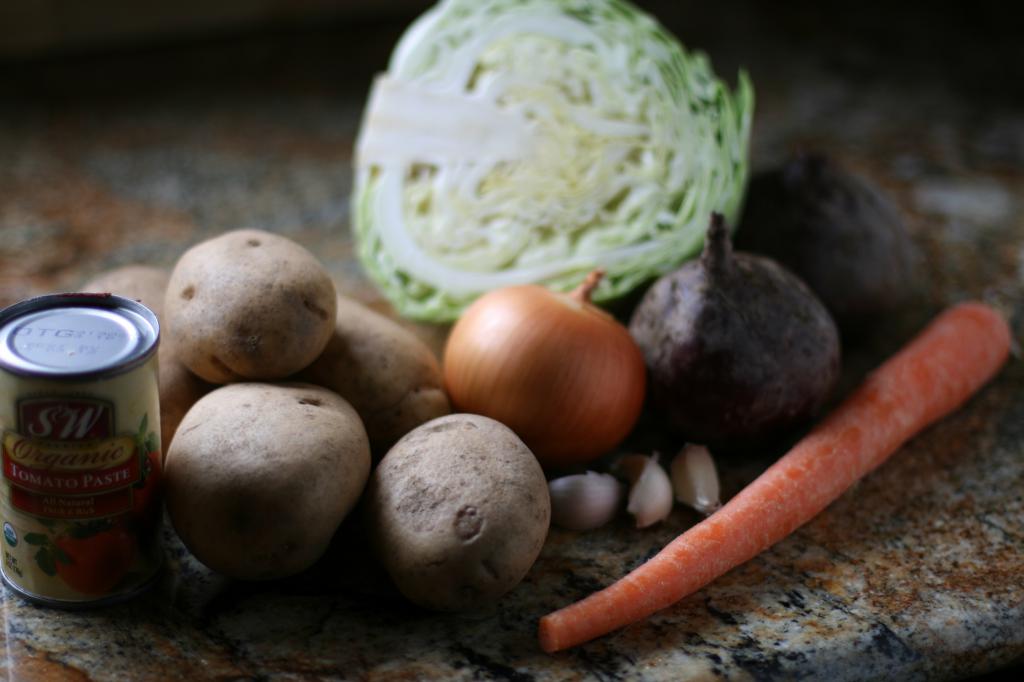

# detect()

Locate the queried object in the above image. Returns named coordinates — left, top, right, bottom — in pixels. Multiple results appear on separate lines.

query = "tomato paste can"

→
left=0, top=293, right=163, bottom=606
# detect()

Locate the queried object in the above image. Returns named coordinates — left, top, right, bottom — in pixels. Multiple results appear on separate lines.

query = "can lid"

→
left=0, top=294, right=160, bottom=378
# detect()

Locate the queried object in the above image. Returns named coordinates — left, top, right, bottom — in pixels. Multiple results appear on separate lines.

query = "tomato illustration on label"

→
left=24, top=520, right=137, bottom=595
left=54, top=526, right=137, bottom=595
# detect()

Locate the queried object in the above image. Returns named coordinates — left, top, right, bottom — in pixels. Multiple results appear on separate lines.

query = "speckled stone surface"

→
left=1, top=2, right=1022, bottom=680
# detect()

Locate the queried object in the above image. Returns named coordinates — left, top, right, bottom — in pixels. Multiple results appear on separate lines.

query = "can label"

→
left=0, top=294, right=163, bottom=605
left=1, top=395, right=161, bottom=600
left=5, top=399, right=139, bottom=513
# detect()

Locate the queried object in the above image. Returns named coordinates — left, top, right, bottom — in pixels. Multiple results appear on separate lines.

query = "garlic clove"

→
left=670, top=444, right=721, bottom=515
left=623, top=454, right=674, bottom=529
left=548, top=471, right=624, bottom=531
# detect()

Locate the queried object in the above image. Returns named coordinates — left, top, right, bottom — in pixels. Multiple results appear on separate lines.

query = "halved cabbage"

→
left=353, top=0, right=754, bottom=321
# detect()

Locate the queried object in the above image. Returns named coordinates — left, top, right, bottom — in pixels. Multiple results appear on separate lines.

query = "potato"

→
left=366, top=414, right=550, bottom=611
left=82, top=265, right=170, bottom=320
left=165, top=383, right=370, bottom=580
left=164, top=229, right=337, bottom=383
left=159, top=339, right=213, bottom=457
left=81, top=265, right=210, bottom=454
left=299, top=295, right=450, bottom=456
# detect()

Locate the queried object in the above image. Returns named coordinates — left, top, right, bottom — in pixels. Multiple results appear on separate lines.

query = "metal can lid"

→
left=0, top=294, right=160, bottom=379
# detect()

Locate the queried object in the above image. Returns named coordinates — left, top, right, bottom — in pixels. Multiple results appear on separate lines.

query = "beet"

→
left=735, top=153, right=916, bottom=331
left=628, top=214, right=840, bottom=452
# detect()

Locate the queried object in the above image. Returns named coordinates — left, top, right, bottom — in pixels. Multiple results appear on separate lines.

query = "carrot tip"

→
left=538, top=617, right=561, bottom=654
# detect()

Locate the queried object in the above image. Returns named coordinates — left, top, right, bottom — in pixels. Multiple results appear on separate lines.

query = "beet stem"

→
left=702, top=213, right=733, bottom=275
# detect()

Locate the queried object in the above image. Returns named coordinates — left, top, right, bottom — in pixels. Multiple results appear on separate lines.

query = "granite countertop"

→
left=1, top=2, right=1023, bottom=680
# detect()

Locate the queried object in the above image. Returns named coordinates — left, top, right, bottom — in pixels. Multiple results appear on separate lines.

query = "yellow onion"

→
left=443, top=271, right=646, bottom=469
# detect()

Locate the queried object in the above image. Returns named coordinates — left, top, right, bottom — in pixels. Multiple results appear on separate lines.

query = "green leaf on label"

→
left=145, top=433, right=158, bottom=456
left=23, top=532, right=49, bottom=546
left=52, top=545, right=72, bottom=565
left=139, top=413, right=148, bottom=437
left=35, top=547, right=56, bottom=576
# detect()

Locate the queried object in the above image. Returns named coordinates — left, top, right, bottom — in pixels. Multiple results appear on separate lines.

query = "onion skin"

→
left=443, top=277, right=646, bottom=469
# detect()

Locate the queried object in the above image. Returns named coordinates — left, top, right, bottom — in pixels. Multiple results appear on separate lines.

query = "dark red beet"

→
left=735, top=153, right=916, bottom=331
left=628, top=214, right=841, bottom=452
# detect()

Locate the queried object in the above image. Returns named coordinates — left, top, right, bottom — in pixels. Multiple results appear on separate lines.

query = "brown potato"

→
left=165, top=383, right=370, bottom=580
left=81, top=265, right=170, bottom=320
left=164, top=229, right=336, bottom=383
left=365, top=414, right=550, bottom=611
left=158, top=339, right=213, bottom=457
left=81, top=265, right=209, bottom=453
left=299, top=295, right=449, bottom=457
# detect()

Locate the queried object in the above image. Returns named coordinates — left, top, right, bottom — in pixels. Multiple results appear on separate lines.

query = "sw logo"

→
left=17, top=398, right=114, bottom=441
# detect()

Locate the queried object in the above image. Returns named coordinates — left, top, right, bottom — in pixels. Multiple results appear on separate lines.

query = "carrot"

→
left=539, top=301, right=1012, bottom=653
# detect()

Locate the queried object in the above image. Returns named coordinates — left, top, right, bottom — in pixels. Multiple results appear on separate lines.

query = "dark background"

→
left=1, top=0, right=1021, bottom=306
left=1, top=1, right=1019, bottom=107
